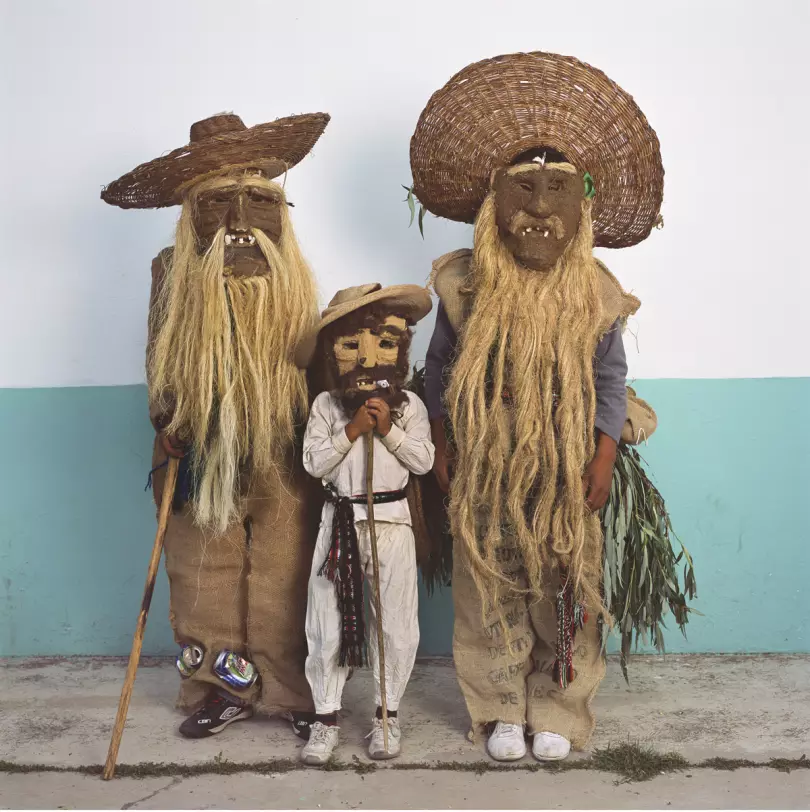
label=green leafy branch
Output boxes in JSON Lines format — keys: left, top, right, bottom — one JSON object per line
{"left": 601, "top": 445, "right": 700, "bottom": 681}
{"left": 402, "top": 185, "right": 427, "bottom": 238}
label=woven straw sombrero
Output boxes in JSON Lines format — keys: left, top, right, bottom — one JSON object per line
{"left": 410, "top": 52, "right": 663, "bottom": 248}
{"left": 102, "top": 111, "right": 330, "bottom": 209}
{"left": 295, "top": 283, "right": 432, "bottom": 368}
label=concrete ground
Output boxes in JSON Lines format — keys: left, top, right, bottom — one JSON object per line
{"left": 1, "top": 655, "right": 808, "bottom": 809}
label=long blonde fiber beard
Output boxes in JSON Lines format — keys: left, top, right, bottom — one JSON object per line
{"left": 447, "top": 192, "right": 606, "bottom": 618}
{"left": 148, "top": 178, "right": 318, "bottom": 534}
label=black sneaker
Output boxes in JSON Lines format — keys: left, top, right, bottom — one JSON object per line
{"left": 179, "top": 691, "right": 253, "bottom": 739}
{"left": 289, "top": 710, "right": 315, "bottom": 741}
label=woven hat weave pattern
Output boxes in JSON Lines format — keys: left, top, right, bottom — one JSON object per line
{"left": 294, "top": 283, "right": 432, "bottom": 369}
{"left": 410, "top": 52, "right": 663, "bottom": 248}
{"left": 102, "top": 111, "right": 330, "bottom": 209}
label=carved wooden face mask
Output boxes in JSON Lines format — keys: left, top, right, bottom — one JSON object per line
{"left": 331, "top": 312, "right": 410, "bottom": 413}
{"left": 192, "top": 171, "right": 284, "bottom": 271}
{"left": 492, "top": 163, "right": 584, "bottom": 271}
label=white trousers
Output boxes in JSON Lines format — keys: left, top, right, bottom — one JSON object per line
{"left": 305, "top": 517, "right": 420, "bottom": 714}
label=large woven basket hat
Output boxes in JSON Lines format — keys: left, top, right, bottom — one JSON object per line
{"left": 295, "top": 283, "right": 432, "bottom": 368}
{"left": 410, "top": 52, "right": 663, "bottom": 248}
{"left": 102, "top": 111, "right": 330, "bottom": 209}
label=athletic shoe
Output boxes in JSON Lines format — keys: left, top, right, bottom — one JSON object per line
{"left": 281, "top": 710, "right": 315, "bottom": 740}
{"left": 486, "top": 721, "right": 527, "bottom": 761}
{"left": 532, "top": 731, "right": 571, "bottom": 761}
{"left": 178, "top": 691, "right": 253, "bottom": 739}
{"left": 301, "top": 721, "right": 340, "bottom": 765}
{"left": 367, "top": 716, "right": 402, "bottom": 760}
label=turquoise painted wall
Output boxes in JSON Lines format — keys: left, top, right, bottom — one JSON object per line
{"left": 1, "top": 379, "right": 808, "bottom": 657}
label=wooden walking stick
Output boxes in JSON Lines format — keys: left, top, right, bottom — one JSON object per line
{"left": 103, "top": 455, "right": 180, "bottom": 781}
{"left": 365, "top": 431, "right": 389, "bottom": 752}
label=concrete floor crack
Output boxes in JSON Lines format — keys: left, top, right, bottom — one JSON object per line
{"left": 120, "top": 776, "right": 182, "bottom": 810}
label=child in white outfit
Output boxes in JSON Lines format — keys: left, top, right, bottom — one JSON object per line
{"left": 293, "top": 282, "right": 434, "bottom": 764}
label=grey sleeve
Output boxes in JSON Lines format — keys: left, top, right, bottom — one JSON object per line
{"left": 594, "top": 320, "right": 628, "bottom": 444}
{"left": 424, "top": 301, "right": 457, "bottom": 421}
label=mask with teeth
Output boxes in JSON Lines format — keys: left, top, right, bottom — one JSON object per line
{"left": 491, "top": 148, "right": 586, "bottom": 271}
{"left": 191, "top": 169, "right": 284, "bottom": 277}
{"left": 320, "top": 302, "right": 413, "bottom": 417}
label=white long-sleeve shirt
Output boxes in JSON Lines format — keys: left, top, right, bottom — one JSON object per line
{"left": 303, "top": 390, "right": 435, "bottom": 525}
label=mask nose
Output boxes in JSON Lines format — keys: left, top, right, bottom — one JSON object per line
{"left": 358, "top": 332, "right": 377, "bottom": 368}
{"left": 526, "top": 188, "right": 552, "bottom": 218}
{"left": 227, "top": 191, "right": 250, "bottom": 232}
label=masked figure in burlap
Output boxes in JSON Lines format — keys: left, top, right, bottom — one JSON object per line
{"left": 101, "top": 112, "right": 329, "bottom": 739}
{"left": 293, "top": 284, "right": 434, "bottom": 764}
{"left": 411, "top": 53, "right": 663, "bottom": 761}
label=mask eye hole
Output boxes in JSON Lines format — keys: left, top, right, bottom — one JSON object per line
{"left": 379, "top": 339, "right": 397, "bottom": 350}
{"left": 517, "top": 181, "right": 533, "bottom": 193}
{"left": 247, "top": 189, "right": 278, "bottom": 203}
{"left": 342, "top": 340, "right": 359, "bottom": 351}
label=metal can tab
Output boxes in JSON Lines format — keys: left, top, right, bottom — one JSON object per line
{"left": 176, "top": 643, "right": 205, "bottom": 678}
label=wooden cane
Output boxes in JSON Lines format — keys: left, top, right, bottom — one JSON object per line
{"left": 365, "top": 431, "right": 389, "bottom": 752}
{"left": 102, "top": 455, "right": 180, "bottom": 781}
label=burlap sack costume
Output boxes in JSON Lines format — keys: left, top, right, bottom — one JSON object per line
{"left": 410, "top": 52, "right": 664, "bottom": 748}
{"left": 103, "top": 112, "right": 329, "bottom": 713}
{"left": 149, "top": 439, "right": 318, "bottom": 712}
{"left": 430, "top": 249, "right": 636, "bottom": 746}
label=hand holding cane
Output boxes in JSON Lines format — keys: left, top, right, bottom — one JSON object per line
{"left": 103, "top": 455, "right": 179, "bottom": 780}
{"left": 365, "top": 430, "right": 390, "bottom": 752}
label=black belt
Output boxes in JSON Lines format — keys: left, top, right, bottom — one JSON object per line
{"left": 318, "top": 484, "right": 406, "bottom": 668}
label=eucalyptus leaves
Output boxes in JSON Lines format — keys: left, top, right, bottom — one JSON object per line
{"left": 402, "top": 185, "right": 427, "bottom": 238}
{"left": 583, "top": 171, "right": 596, "bottom": 200}
{"left": 601, "top": 445, "right": 698, "bottom": 680}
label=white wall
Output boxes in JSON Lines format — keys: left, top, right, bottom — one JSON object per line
{"left": 2, "top": 0, "right": 808, "bottom": 387}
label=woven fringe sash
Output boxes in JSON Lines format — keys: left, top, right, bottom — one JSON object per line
{"left": 319, "top": 484, "right": 407, "bottom": 668}
{"left": 552, "top": 569, "right": 588, "bottom": 689}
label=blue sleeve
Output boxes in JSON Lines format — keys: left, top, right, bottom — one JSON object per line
{"left": 424, "top": 302, "right": 457, "bottom": 421}
{"left": 594, "top": 320, "right": 628, "bottom": 444}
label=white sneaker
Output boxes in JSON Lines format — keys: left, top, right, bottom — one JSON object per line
{"left": 367, "top": 716, "right": 402, "bottom": 760}
{"left": 532, "top": 731, "right": 571, "bottom": 761}
{"left": 300, "top": 721, "right": 339, "bottom": 765}
{"left": 486, "top": 721, "right": 527, "bottom": 762}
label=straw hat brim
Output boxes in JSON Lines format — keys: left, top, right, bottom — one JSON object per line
{"left": 410, "top": 52, "right": 664, "bottom": 249}
{"left": 102, "top": 113, "right": 330, "bottom": 209}
{"left": 295, "top": 285, "right": 433, "bottom": 369}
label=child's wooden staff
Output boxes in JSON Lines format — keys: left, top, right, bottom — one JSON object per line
{"left": 102, "top": 455, "right": 180, "bottom": 781}
{"left": 365, "top": 431, "right": 389, "bottom": 752}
